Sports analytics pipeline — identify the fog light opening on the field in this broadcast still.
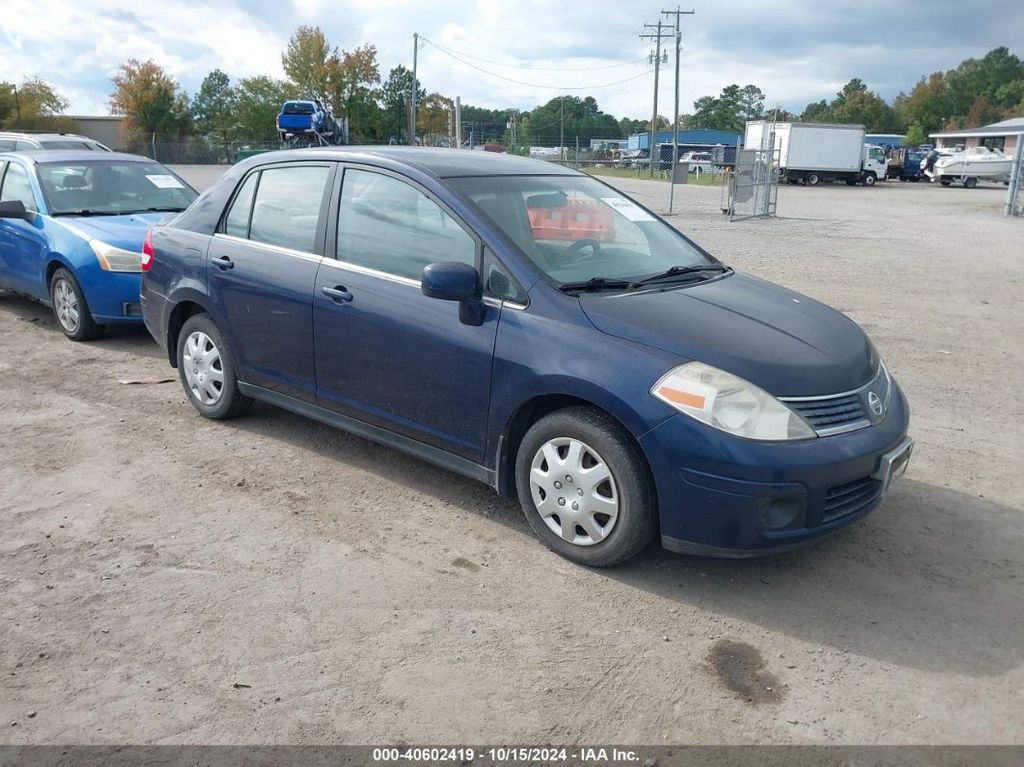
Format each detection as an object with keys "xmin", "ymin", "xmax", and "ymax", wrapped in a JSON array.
[{"xmin": 760, "ymin": 497, "xmax": 805, "ymax": 531}]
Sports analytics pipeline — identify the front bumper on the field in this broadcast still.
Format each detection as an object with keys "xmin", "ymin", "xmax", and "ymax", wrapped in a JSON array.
[
  {"xmin": 76, "ymin": 265, "xmax": 144, "ymax": 324},
  {"xmin": 639, "ymin": 382, "xmax": 912, "ymax": 556}
]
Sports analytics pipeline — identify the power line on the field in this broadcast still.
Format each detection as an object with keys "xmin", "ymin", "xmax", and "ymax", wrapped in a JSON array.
[
  {"xmin": 419, "ymin": 37, "xmax": 653, "ymax": 91},
  {"xmin": 422, "ymin": 38, "xmax": 647, "ymax": 72}
]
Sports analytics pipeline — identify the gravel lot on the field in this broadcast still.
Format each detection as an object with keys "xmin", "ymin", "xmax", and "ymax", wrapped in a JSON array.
[{"xmin": 1, "ymin": 166, "xmax": 1022, "ymax": 745}]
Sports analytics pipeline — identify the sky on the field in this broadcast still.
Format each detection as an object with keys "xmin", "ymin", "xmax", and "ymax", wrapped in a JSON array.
[{"xmin": 2, "ymin": 0, "xmax": 1023, "ymax": 121}]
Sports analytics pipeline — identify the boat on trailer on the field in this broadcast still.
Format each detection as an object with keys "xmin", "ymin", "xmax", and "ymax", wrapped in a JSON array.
[{"xmin": 925, "ymin": 146, "xmax": 1014, "ymax": 187}]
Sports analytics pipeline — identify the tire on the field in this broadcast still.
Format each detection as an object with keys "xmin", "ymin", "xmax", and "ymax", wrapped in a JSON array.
[
  {"xmin": 963, "ymin": 176, "xmax": 977, "ymax": 189},
  {"xmin": 515, "ymin": 407, "xmax": 657, "ymax": 567},
  {"xmin": 49, "ymin": 267, "xmax": 103, "ymax": 341},
  {"xmin": 863, "ymin": 172, "xmax": 877, "ymax": 187},
  {"xmin": 940, "ymin": 179, "xmax": 952, "ymax": 186},
  {"xmin": 805, "ymin": 172, "xmax": 820, "ymax": 186},
  {"xmin": 845, "ymin": 179, "xmax": 857, "ymax": 186},
  {"xmin": 176, "ymin": 314, "xmax": 252, "ymax": 420}
]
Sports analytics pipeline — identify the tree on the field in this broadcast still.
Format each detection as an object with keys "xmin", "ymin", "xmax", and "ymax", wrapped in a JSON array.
[
  {"xmin": 110, "ymin": 59, "xmax": 192, "ymax": 143},
  {"xmin": 417, "ymin": 92, "xmax": 453, "ymax": 143},
  {"xmin": 902, "ymin": 122, "xmax": 928, "ymax": 147},
  {"xmin": 325, "ymin": 44, "xmax": 382, "ymax": 142},
  {"xmin": 0, "ymin": 77, "xmax": 72, "ymax": 130},
  {"xmin": 233, "ymin": 76, "xmax": 291, "ymax": 141},
  {"xmin": 191, "ymin": 69, "xmax": 236, "ymax": 140},
  {"xmin": 687, "ymin": 84, "xmax": 765, "ymax": 131},
  {"xmin": 281, "ymin": 25, "xmax": 333, "ymax": 100},
  {"xmin": 380, "ymin": 65, "xmax": 424, "ymax": 141},
  {"xmin": 802, "ymin": 78, "xmax": 903, "ymax": 132},
  {"xmin": 524, "ymin": 95, "xmax": 622, "ymax": 145}
]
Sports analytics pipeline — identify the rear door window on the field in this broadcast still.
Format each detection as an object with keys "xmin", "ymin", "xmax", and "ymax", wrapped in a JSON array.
[
  {"xmin": 247, "ymin": 165, "xmax": 330, "ymax": 253},
  {"xmin": 336, "ymin": 168, "xmax": 476, "ymax": 282},
  {"xmin": 223, "ymin": 173, "xmax": 258, "ymax": 238}
]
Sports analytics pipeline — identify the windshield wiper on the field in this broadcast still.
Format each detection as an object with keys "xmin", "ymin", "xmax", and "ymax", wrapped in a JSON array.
[
  {"xmin": 51, "ymin": 209, "xmax": 124, "ymax": 217},
  {"xmin": 135, "ymin": 206, "xmax": 187, "ymax": 213},
  {"xmin": 557, "ymin": 277, "xmax": 637, "ymax": 293},
  {"xmin": 631, "ymin": 263, "xmax": 729, "ymax": 287}
]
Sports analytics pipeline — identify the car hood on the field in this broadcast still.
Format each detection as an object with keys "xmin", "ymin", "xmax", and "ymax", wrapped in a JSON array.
[
  {"xmin": 54, "ymin": 212, "xmax": 166, "ymax": 250},
  {"xmin": 578, "ymin": 271, "xmax": 876, "ymax": 397}
]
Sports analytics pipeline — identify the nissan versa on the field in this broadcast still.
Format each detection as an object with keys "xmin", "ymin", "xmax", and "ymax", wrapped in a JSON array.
[{"xmin": 140, "ymin": 148, "xmax": 912, "ymax": 567}]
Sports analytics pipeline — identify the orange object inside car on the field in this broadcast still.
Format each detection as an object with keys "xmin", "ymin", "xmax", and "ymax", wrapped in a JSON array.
[{"xmin": 528, "ymin": 198, "xmax": 616, "ymax": 242}]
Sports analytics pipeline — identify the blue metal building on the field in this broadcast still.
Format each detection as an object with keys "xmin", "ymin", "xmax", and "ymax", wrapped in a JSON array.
[
  {"xmin": 866, "ymin": 133, "xmax": 906, "ymax": 148},
  {"xmin": 628, "ymin": 129, "xmax": 742, "ymax": 150}
]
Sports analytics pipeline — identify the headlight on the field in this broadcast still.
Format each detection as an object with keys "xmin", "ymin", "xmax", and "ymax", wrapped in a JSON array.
[
  {"xmin": 652, "ymin": 361, "xmax": 816, "ymax": 441},
  {"xmin": 89, "ymin": 239, "xmax": 143, "ymax": 273}
]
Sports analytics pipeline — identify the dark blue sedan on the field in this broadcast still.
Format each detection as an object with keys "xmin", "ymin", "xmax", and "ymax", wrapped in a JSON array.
[
  {"xmin": 0, "ymin": 151, "xmax": 197, "ymax": 340},
  {"xmin": 141, "ymin": 148, "xmax": 912, "ymax": 566}
]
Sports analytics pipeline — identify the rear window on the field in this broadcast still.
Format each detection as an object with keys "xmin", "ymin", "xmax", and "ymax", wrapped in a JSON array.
[
  {"xmin": 39, "ymin": 140, "xmax": 104, "ymax": 151},
  {"xmin": 283, "ymin": 103, "xmax": 315, "ymax": 115}
]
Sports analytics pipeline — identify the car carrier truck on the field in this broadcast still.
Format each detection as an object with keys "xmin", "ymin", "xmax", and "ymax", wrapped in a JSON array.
[{"xmin": 745, "ymin": 121, "xmax": 888, "ymax": 186}]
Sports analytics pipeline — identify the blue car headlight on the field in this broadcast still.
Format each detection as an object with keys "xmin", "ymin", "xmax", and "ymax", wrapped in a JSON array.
[
  {"xmin": 652, "ymin": 361, "xmax": 816, "ymax": 441},
  {"xmin": 89, "ymin": 239, "xmax": 143, "ymax": 273}
]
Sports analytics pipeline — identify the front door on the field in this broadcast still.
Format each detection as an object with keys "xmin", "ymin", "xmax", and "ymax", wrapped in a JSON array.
[
  {"xmin": 0, "ymin": 161, "xmax": 47, "ymax": 297},
  {"xmin": 313, "ymin": 167, "xmax": 498, "ymax": 461},
  {"xmin": 207, "ymin": 163, "xmax": 334, "ymax": 401}
]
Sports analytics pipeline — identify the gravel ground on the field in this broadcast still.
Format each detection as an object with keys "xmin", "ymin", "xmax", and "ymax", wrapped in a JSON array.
[{"xmin": 1, "ymin": 167, "xmax": 1022, "ymax": 745}]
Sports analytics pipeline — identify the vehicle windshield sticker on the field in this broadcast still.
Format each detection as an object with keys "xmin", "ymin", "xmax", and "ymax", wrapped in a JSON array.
[
  {"xmin": 146, "ymin": 174, "xmax": 185, "ymax": 189},
  {"xmin": 600, "ymin": 197, "xmax": 655, "ymax": 222}
]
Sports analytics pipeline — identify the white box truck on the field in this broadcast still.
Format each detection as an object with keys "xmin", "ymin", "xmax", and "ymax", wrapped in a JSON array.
[{"xmin": 745, "ymin": 121, "xmax": 888, "ymax": 186}]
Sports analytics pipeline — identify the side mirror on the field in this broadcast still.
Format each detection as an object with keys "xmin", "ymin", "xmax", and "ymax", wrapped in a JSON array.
[
  {"xmin": 0, "ymin": 200, "xmax": 34, "ymax": 221},
  {"xmin": 421, "ymin": 261, "xmax": 484, "ymax": 326}
]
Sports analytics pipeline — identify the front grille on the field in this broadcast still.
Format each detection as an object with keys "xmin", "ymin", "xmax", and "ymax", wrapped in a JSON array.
[
  {"xmin": 781, "ymin": 365, "xmax": 891, "ymax": 436},
  {"xmin": 788, "ymin": 394, "xmax": 867, "ymax": 431},
  {"xmin": 823, "ymin": 475, "xmax": 882, "ymax": 523}
]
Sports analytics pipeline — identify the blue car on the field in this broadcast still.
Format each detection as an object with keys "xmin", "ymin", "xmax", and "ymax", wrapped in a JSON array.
[
  {"xmin": 141, "ymin": 148, "xmax": 912, "ymax": 566},
  {"xmin": 0, "ymin": 151, "xmax": 197, "ymax": 340}
]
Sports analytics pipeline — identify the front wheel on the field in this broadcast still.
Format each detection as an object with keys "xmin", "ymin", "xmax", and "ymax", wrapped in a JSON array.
[
  {"xmin": 50, "ymin": 267, "xmax": 103, "ymax": 341},
  {"xmin": 515, "ymin": 407, "xmax": 657, "ymax": 567},
  {"xmin": 863, "ymin": 172, "xmax": 877, "ymax": 187},
  {"xmin": 176, "ymin": 314, "xmax": 252, "ymax": 420}
]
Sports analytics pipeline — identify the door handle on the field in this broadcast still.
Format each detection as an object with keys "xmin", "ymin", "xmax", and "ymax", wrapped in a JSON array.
[
  {"xmin": 321, "ymin": 285, "xmax": 353, "ymax": 303},
  {"xmin": 211, "ymin": 255, "xmax": 234, "ymax": 270}
]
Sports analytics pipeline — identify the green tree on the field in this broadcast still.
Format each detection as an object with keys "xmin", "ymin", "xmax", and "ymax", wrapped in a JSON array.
[
  {"xmin": 902, "ymin": 122, "xmax": 928, "ymax": 146},
  {"xmin": 281, "ymin": 25, "xmax": 333, "ymax": 100},
  {"xmin": 687, "ymin": 84, "xmax": 765, "ymax": 131},
  {"xmin": 233, "ymin": 76, "xmax": 291, "ymax": 141},
  {"xmin": 523, "ymin": 95, "xmax": 622, "ymax": 145},
  {"xmin": 191, "ymin": 69, "xmax": 236, "ymax": 140},
  {"xmin": 325, "ymin": 44, "xmax": 382, "ymax": 142},
  {"xmin": 110, "ymin": 59, "xmax": 192, "ymax": 144},
  {"xmin": 380, "ymin": 65, "xmax": 425, "ymax": 141},
  {"xmin": 0, "ymin": 77, "xmax": 72, "ymax": 130}
]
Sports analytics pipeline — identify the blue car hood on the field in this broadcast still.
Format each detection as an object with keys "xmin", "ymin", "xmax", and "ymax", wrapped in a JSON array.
[
  {"xmin": 55, "ymin": 212, "xmax": 166, "ymax": 250},
  {"xmin": 578, "ymin": 271, "xmax": 875, "ymax": 397}
]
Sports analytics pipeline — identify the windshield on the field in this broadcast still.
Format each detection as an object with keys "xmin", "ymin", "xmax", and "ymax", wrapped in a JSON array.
[
  {"xmin": 37, "ymin": 160, "xmax": 198, "ymax": 216},
  {"xmin": 448, "ymin": 174, "xmax": 719, "ymax": 285}
]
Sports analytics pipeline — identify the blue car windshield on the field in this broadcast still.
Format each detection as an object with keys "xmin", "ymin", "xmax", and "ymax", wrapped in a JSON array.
[
  {"xmin": 36, "ymin": 160, "xmax": 198, "ymax": 216},
  {"xmin": 448, "ymin": 174, "xmax": 719, "ymax": 285}
]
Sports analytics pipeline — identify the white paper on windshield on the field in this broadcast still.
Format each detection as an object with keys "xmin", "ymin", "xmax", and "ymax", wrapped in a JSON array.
[
  {"xmin": 600, "ymin": 197, "xmax": 655, "ymax": 222},
  {"xmin": 146, "ymin": 174, "xmax": 185, "ymax": 189}
]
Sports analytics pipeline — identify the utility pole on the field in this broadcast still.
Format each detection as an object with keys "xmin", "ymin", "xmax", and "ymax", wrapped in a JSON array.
[
  {"xmin": 560, "ymin": 96, "xmax": 565, "ymax": 162},
  {"xmin": 640, "ymin": 21, "xmax": 672, "ymax": 176},
  {"xmin": 455, "ymin": 96, "xmax": 462, "ymax": 149},
  {"xmin": 663, "ymin": 6, "xmax": 694, "ymax": 210},
  {"xmin": 409, "ymin": 32, "xmax": 419, "ymax": 146}
]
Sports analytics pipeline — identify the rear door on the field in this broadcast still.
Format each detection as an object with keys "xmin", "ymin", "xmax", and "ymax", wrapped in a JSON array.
[
  {"xmin": 207, "ymin": 162, "xmax": 334, "ymax": 402},
  {"xmin": 0, "ymin": 160, "xmax": 47, "ymax": 297},
  {"xmin": 312, "ymin": 166, "xmax": 499, "ymax": 461}
]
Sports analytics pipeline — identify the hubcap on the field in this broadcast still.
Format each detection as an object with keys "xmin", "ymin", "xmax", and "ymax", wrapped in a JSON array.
[
  {"xmin": 53, "ymin": 278, "xmax": 79, "ymax": 333},
  {"xmin": 529, "ymin": 437, "xmax": 619, "ymax": 546},
  {"xmin": 182, "ymin": 331, "xmax": 224, "ymax": 405}
]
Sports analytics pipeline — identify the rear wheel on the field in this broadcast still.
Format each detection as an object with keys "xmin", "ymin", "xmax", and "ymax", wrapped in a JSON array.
[
  {"xmin": 515, "ymin": 407, "xmax": 657, "ymax": 567},
  {"xmin": 963, "ymin": 176, "xmax": 978, "ymax": 189},
  {"xmin": 176, "ymin": 314, "xmax": 252, "ymax": 420},
  {"xmin": 50, "ymin": 268, "xmax": 103, "ymax": 341},
  {"xmin": 805, "ymin": 172, "xmax": 820, "ymax": 186}
]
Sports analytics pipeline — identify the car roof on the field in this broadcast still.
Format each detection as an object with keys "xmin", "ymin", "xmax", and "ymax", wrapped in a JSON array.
[
  {"xmin": 245, "ymin": 146, "xmax": 579, "ymax": 178},
  {"xmin": 2, "ymin": 150, "xmax": 153, "ymax": 165}
]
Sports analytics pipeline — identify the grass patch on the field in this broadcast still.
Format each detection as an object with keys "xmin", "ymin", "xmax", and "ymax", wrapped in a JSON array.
[{"xmin": 584, "ymin": 166, "xmax": 724, "ymax": 186}]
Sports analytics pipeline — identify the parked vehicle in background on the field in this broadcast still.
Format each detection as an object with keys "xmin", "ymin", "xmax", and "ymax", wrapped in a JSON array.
[
  {"xmin": 924, "ymin": 146, "xmax": 1014, "ymax": 188},
  {"xmin": 617, "ymin": 148, "xmax": 649, "ymax": 169},
  {"xmin": 0, "ymin": 132, "xmax": 111, "ymax": 152},
  {"xmin": 276, "ymin": 99, "xmax": 348, "ymax": 146},
  {"xmin": 0, "ymin": 151, "xmax": 197, "ymax": 340},
  {"xmin": 886, "ymin": 147, "xmax": 929, "ymax": 181},
  {"xmin": 679, "ymin": 151, "xmax": 714, "ymax": 173},
  {"xmin": 746, "ymin": 121, "xmax": 888, "ymax": 186},
  {"xmin": 141, "ymin": 147, "xmax": 912, "ymax": 567}
]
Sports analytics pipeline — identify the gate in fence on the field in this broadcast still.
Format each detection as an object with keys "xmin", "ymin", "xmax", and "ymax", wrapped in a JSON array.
[
  {"xmin": 1005, "ymin": 147, "xmax": 1023, "ymax": 217},
  {"xmin": 721, "ymin": 130, "xmax": 779, "ymax": 221}
]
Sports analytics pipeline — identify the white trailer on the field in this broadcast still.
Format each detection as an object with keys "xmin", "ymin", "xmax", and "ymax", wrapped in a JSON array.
[{"xmin": 745, "ymin": 121, "xmax": 888, "ymax": 186}]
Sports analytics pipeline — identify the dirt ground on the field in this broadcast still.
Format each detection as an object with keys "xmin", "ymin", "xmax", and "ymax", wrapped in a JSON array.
[{"xmin": 1, "ymin": 168, "xmax": 1022, "ymax": 746}]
